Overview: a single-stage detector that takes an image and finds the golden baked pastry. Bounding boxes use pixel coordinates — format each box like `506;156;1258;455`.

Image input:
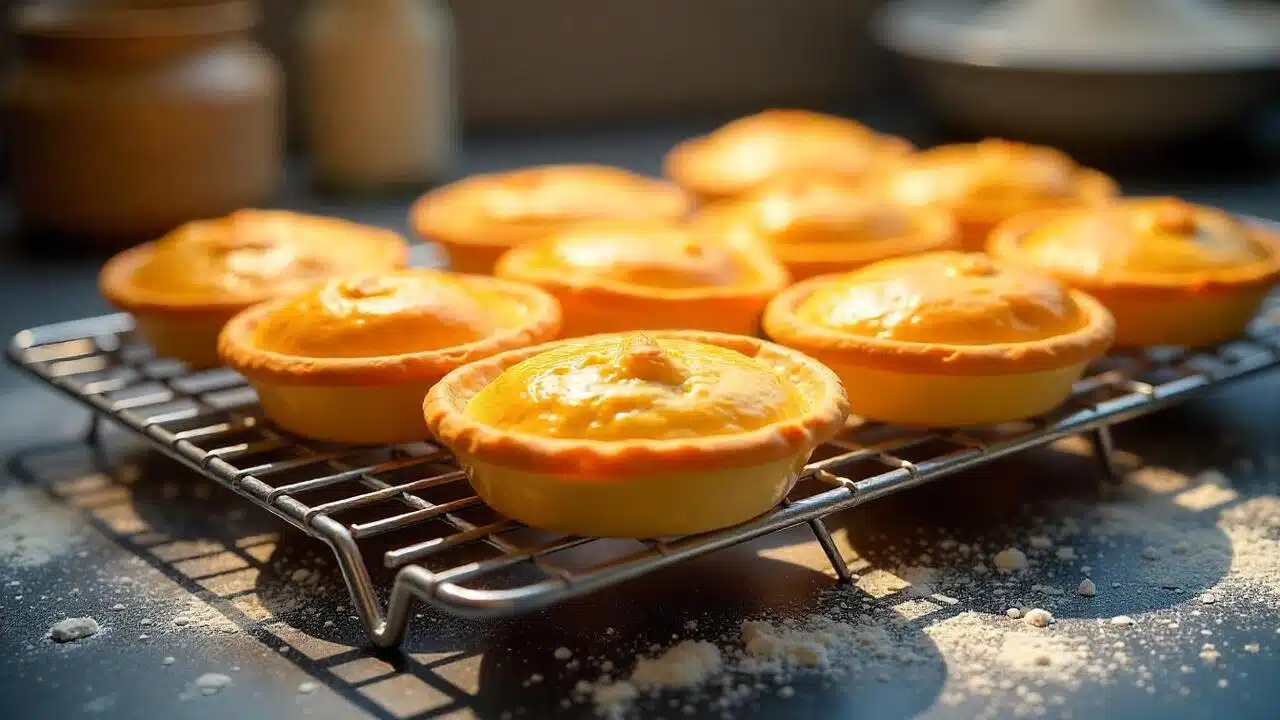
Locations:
692;173;959;280
989;197;1280;348
664;110;914;203
424;331;848;537
218;269;561;444
883;139;1118;251
99;210;408;368
764;251;1115;427
410;164;691;274
493;219;790;337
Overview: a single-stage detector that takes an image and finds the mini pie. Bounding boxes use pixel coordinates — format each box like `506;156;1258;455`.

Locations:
990;197;1280;348
692;173;959;281
218;268;561;444
99;209;408;368
424;331;848;537
410;164;691;274
664;109;914;203
493;219;790;337
764;251;1115;427
882;139;1118;251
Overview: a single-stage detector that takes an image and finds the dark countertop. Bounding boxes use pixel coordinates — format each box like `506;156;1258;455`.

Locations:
2;116;1280;720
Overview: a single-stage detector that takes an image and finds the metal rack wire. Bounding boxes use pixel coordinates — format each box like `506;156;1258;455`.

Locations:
9;300;1279;647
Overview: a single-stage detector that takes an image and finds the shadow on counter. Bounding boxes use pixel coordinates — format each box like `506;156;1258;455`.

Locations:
6;423;949;720
804;386;1265;624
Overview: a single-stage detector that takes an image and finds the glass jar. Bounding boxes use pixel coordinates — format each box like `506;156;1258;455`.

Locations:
4;1;283;246
299;0;458;191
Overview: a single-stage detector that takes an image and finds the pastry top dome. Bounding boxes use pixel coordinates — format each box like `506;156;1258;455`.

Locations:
665;110;913;200
412;164;691;247
701;174;938;247
794;251;1091;345
495;220;787;294
1018;197;1274;278
885;139;1116;217
465;333;806;442
106;210;407;309
249;270;538;358
217;268;563;384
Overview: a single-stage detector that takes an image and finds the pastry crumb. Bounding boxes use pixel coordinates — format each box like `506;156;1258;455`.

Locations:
195;673;233;696
994;548;1029;573
1023;609;1054;628
48;617;100;643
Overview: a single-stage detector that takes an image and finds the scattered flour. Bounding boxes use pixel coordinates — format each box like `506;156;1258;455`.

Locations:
0;487;84;568
195;673;233;696
589;613;928;717
1198;644;1221;665
589;641;721;718
573;461;1280;717
742;620;830;667
993;548;1029;572
631;641;722;687
999;633;1082;672
926;610;1104;710
592;681;639;717
166;598;238;635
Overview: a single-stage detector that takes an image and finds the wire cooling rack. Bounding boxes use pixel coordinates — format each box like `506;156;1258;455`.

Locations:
8;298;1279;647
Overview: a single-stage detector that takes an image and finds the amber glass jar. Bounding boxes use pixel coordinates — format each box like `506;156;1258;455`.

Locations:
4;1;282;246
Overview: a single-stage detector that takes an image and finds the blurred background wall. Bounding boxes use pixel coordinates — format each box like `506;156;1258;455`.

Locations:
0;0;891;136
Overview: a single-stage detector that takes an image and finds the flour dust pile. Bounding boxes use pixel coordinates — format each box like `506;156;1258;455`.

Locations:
528;463;1280;718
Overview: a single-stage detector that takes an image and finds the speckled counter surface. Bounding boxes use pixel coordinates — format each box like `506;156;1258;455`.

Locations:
2;117;1280;720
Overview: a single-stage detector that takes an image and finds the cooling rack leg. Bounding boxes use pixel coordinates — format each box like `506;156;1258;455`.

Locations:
83;413;103;448
808;518;852;581
310;515;403;648
373;565;435;649
1089;426;1122;486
